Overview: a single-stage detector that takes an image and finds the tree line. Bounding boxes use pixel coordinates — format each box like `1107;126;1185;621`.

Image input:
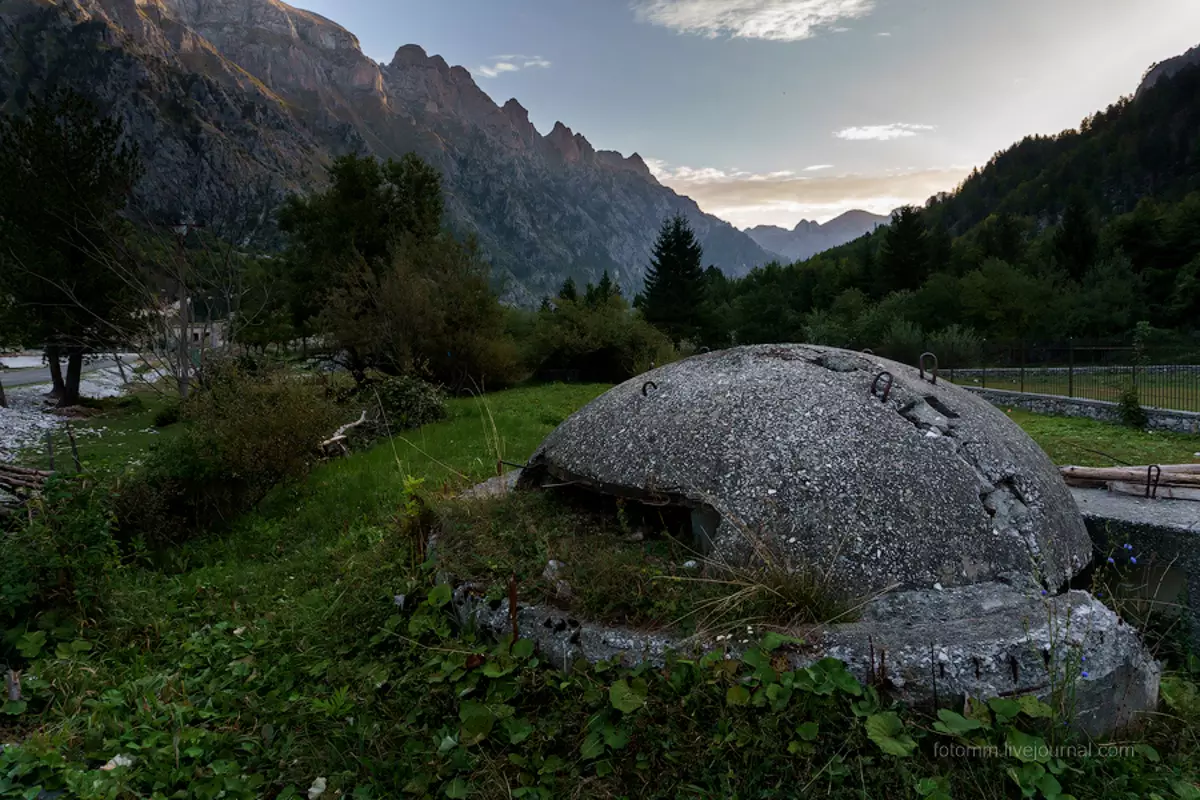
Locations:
5;75;1200;403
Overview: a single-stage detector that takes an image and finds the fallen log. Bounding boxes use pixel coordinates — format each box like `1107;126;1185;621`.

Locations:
320;410;368;457
0;475;43;491
0;464;53;478
1060;466;1200;488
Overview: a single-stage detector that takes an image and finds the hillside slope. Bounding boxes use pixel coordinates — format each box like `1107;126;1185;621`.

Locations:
0;0;774;301
923;48;1200;236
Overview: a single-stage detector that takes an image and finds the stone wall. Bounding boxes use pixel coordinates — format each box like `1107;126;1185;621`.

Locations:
967;387;1200;434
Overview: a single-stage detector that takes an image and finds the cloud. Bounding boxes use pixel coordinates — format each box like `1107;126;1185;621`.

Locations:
476;55;552;79
803;164;834;171
875;31;891;36
633;0;877;42
834;123;936;141
645;159;971;227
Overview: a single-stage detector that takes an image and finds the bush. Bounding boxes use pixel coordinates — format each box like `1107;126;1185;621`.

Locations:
1119;384;1149;428
927;324;983;368
530;296;674;384
1;478;117;627
878;318;926;365
114;361;344;545
152;402;181;428
354;373;447;437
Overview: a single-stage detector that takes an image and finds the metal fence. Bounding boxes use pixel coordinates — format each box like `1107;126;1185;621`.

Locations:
943;339;1200;413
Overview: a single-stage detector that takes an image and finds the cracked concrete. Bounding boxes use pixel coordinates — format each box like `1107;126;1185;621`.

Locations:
457;578;1159;737
523;345;1092;594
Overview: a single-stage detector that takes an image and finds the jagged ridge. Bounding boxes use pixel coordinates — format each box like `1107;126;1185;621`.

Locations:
0;0;774;302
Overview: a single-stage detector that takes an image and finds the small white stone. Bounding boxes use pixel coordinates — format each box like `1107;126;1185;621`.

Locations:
682;560;699;570
308;777;327;800
100;754;134;771
933;582;944;591
767;488;777;495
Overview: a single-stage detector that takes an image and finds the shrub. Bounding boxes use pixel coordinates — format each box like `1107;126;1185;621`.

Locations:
927;324;983;368
878;318;926;366
1119;384;1149;428
530;296;675;384
114;361;344;544
152;402;181;428
1;477;117;627
355;373;448;436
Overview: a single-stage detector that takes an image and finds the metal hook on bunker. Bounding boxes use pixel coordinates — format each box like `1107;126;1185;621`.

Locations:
1146;465;1162;500
642;381;658;397
870;371;894;403
919;352;939;385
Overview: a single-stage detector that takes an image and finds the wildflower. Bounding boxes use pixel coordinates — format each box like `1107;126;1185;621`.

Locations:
1041;590;1047;596
1130;556;1138;565
1123;543;1133;551
1107;557;1115;565
1081;671;1089;678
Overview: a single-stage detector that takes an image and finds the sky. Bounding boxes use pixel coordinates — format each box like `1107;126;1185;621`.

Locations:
294;0;1200;228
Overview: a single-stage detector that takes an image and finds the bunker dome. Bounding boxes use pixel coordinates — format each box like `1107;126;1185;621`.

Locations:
522;344;1093;595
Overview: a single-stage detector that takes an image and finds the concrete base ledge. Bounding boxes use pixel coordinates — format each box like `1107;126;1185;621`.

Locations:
967;387;1200;434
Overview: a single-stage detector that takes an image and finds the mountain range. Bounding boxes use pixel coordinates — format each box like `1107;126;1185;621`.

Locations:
744;210;891;263
0;0;781;302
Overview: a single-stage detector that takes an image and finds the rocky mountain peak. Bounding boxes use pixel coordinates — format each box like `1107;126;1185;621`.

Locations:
1137;42;1200;97
391;43;429;67
0;0;774;302
502;98;529;120
546;121;583;161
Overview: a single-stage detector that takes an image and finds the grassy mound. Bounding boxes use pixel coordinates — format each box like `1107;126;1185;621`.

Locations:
437;488;857;635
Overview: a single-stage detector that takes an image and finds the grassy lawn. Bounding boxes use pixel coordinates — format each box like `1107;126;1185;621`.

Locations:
4;382;1200;798
949;370;1200;413
16;391;183;475
1005;409;1200;467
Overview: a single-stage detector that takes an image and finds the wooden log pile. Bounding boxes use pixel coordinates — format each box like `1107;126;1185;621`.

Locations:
1060;464;1200;501
0;464;52;519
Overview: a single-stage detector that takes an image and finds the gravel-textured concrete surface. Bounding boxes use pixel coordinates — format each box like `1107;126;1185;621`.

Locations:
1074;487;1200;641
524;345;1092;594
459;579;1159;736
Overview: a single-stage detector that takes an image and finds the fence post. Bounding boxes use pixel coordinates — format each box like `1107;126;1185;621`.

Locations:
1068;338;1074;398
982;364;987;390
1020;339;1026;394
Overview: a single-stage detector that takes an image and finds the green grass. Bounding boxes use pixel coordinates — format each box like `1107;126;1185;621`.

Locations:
1005;409;1200;467
437;489;854;635
16;390;184;475
4;382;1200;799
949;371;1200;412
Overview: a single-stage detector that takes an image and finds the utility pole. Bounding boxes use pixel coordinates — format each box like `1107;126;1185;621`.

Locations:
173;219;194;399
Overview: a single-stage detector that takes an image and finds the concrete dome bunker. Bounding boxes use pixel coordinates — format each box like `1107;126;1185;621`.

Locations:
482;345;1161;735
520;344;1093;595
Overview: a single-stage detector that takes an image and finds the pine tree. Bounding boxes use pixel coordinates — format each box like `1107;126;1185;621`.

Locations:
557;277;578;303
642;214;706;344
876;206;930;295
1053;195;1098;281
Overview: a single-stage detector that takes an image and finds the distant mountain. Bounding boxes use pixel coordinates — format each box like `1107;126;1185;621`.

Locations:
1137;43;1200;97
0;0;774;303
744;210;890;262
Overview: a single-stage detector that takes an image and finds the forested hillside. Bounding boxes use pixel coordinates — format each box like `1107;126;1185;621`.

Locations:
686;56;1200;360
